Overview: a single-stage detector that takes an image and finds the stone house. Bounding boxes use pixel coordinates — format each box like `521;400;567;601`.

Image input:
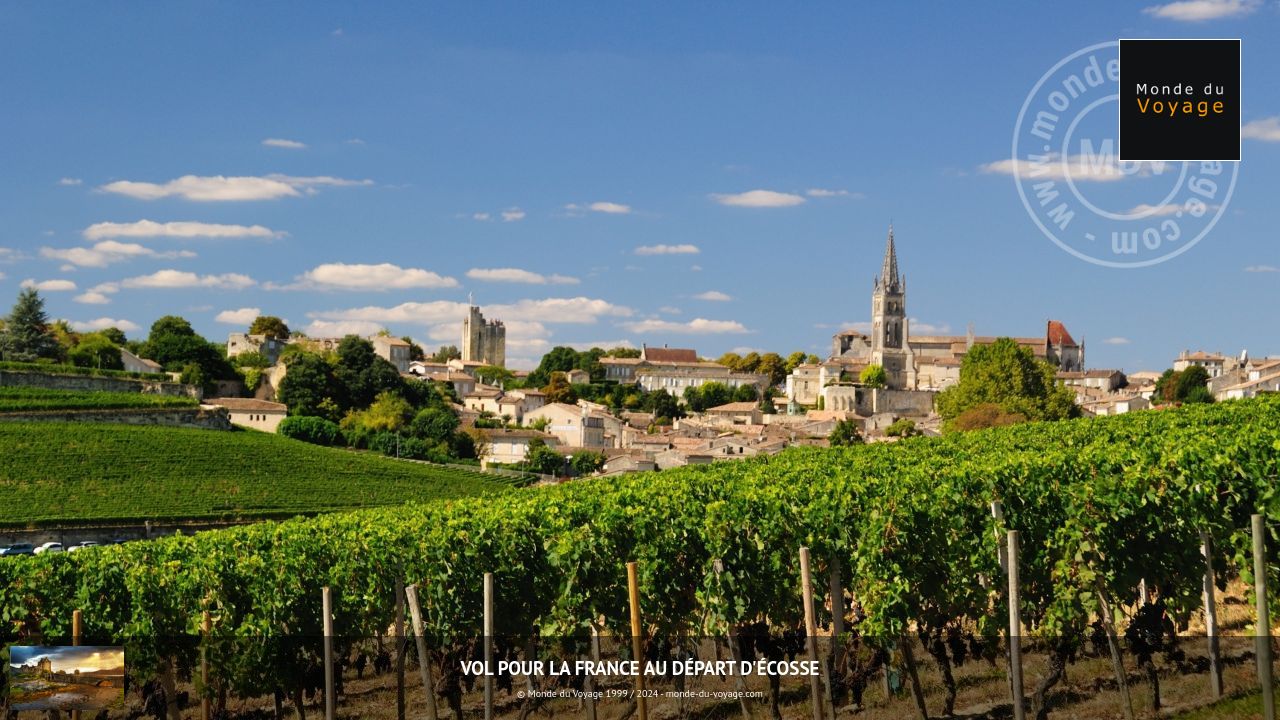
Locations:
208;397;288;432
372;336;412;373
478;428;558;466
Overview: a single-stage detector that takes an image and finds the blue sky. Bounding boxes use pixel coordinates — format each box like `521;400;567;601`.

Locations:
1;2;1276;370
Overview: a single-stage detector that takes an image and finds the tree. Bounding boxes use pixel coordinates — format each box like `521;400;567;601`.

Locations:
410;406;460;443
99;327;128;346
278;416;345;446
759;387;777;414
49;320;78;361
570;450;606;476
935;338;1079;431
335;335;404;408
785;351;808;374
278;352;344;420
0;289;60;362
646;390;685;422
1175;365;1213;403
355;391;415;432
475;365;515;387
885;418;920;438
757;352;787;386
401;336;425;362
527;346;579;387
732;384;758;402
828;418;864;446
68;332;124;370
248;315;290;339
230;350;270;369
142;315;237;389
428;345;461;363
860;364;887;389
949;403;1027;432
543;372;578;404
684;382;733;412
524;438;565;476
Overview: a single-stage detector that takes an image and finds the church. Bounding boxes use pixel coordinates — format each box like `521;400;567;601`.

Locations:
787;226;1084;406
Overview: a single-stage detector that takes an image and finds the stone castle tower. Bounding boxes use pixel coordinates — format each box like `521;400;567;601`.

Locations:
461;303;506;367
869;225;915;390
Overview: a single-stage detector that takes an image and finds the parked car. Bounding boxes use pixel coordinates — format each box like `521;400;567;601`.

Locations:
68;541;100;553
34;542;64;555
0;542;35;556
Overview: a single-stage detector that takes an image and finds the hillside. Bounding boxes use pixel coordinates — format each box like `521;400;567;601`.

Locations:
0;387;198;412
0;422;512;527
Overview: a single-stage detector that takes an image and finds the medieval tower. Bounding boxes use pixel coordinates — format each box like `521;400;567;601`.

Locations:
869;225;915;390
461;302;506;367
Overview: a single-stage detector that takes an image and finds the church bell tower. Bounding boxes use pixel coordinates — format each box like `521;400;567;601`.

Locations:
869;225;913;389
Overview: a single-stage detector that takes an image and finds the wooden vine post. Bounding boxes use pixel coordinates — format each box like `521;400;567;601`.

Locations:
713;559;754;720
484;572;495;720
72;609;82;720
1093;581;1136;720
798;547;824;720
1254;514;1275;720
826;557;842;718
323;586;335;720
404;584;439;720
201;609;212;720
627;561;649;720
1006;530;1025;720
1201;531;1222;699
395;579;407;720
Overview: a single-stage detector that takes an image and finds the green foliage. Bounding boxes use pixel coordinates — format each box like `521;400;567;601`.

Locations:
569;450;606;476
0;387;197;412
0;422;506;526
645;389;684;422
409;406;460;443
67;332;124;371
732;384;758;402
859;364;887;389
141;315;236;387
524;438;564;476
427;344;461;363
684;381;733;412
335;336;403;408
277;352;344;420
948;403;1026;431
475;364;514;386
247;315;290;339
827;418;863;446
1156;366;1214;405
0;360;165;380
0;288;60;362
5;397;1280;706
542;372;577;404
277;415;345;446
230;351;270;369
883;418;920;437
936;338;1078;431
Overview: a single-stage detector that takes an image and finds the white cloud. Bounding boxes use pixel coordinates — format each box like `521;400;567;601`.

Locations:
805;188;864;199
694;290;733;302
69;317;140;332
262;138;307;149
84;220;282;241
73;291;111;305
279;263;459;291
0;271;5;280
303;319;385;337
20;278;77;292
466;268;579;285
658;306;681;315
1245;265;1279;273
122;270;255;290
501;207;526;222
1242;117;1280;142
566;339;635;351
215;307;263;325
589;201;632;214
345;138;366;145
99;174;372;201
620;318;749;335
980;154;1171;183
472;212;492;221
59;177;82;186
41;241;197;268
711;189;806;208
635;244;700;256
0;247;24;263
310;297;632;327
1143;0;1259;21
841;318;951;335
1103;337;1132;345
1126;202;1221;217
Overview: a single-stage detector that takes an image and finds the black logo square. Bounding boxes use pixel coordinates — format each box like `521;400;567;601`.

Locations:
1119;39;1240;161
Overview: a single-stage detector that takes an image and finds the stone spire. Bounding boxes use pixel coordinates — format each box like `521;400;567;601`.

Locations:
877;224;901;292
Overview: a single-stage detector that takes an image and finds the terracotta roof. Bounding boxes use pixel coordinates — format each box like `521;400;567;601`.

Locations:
706;402;760;413
479;428;557;440
208;397;287;412
1180;351;1226;361
641;346;699;363
1046;320;1076;346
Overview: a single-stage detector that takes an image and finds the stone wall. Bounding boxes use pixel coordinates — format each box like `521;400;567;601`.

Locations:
0;369;200;398
0;518;263;548
869;388;936;416
0;405;231;430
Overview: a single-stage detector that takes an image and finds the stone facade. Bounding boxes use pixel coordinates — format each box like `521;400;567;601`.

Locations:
461;304;506;367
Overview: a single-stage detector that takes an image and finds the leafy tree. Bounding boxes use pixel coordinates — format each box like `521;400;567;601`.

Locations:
179;362;207;390
684;381;733;412
524;438;565;476
0;288;60;362
475;365;515;387
401;336;425;362
141;315;237;386
757;352;787;386
543;371;578;404
828;418;864;446
49;319;78;361
278;352;344;420
860;364;887;389
278;416;345;446
335;335;404;408
248;315;290;339
230;350;270;369
759;387;777;414
605;347;640;359
785;351;808;374
570;450;606;476
935;338;1079;431
1175;365;1213;403
68;332;124;370
885;418;920;437
528;346;580;387
717;352;742;370
806;353;821;364
410;406;460;443
428;345;461;363
732;384;758;402
99;327;128;346
646;389;685;422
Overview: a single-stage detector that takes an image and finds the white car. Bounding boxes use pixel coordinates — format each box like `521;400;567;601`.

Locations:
34;542;64;555
68;541;99;553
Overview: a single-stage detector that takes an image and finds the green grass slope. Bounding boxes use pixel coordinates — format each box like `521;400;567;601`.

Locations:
0;422;511;527
0;386;198;412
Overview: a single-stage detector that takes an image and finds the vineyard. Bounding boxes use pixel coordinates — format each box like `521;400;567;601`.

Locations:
3;397;1280;719
0;360;168;381
0;423;512;527
0;386;198;412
